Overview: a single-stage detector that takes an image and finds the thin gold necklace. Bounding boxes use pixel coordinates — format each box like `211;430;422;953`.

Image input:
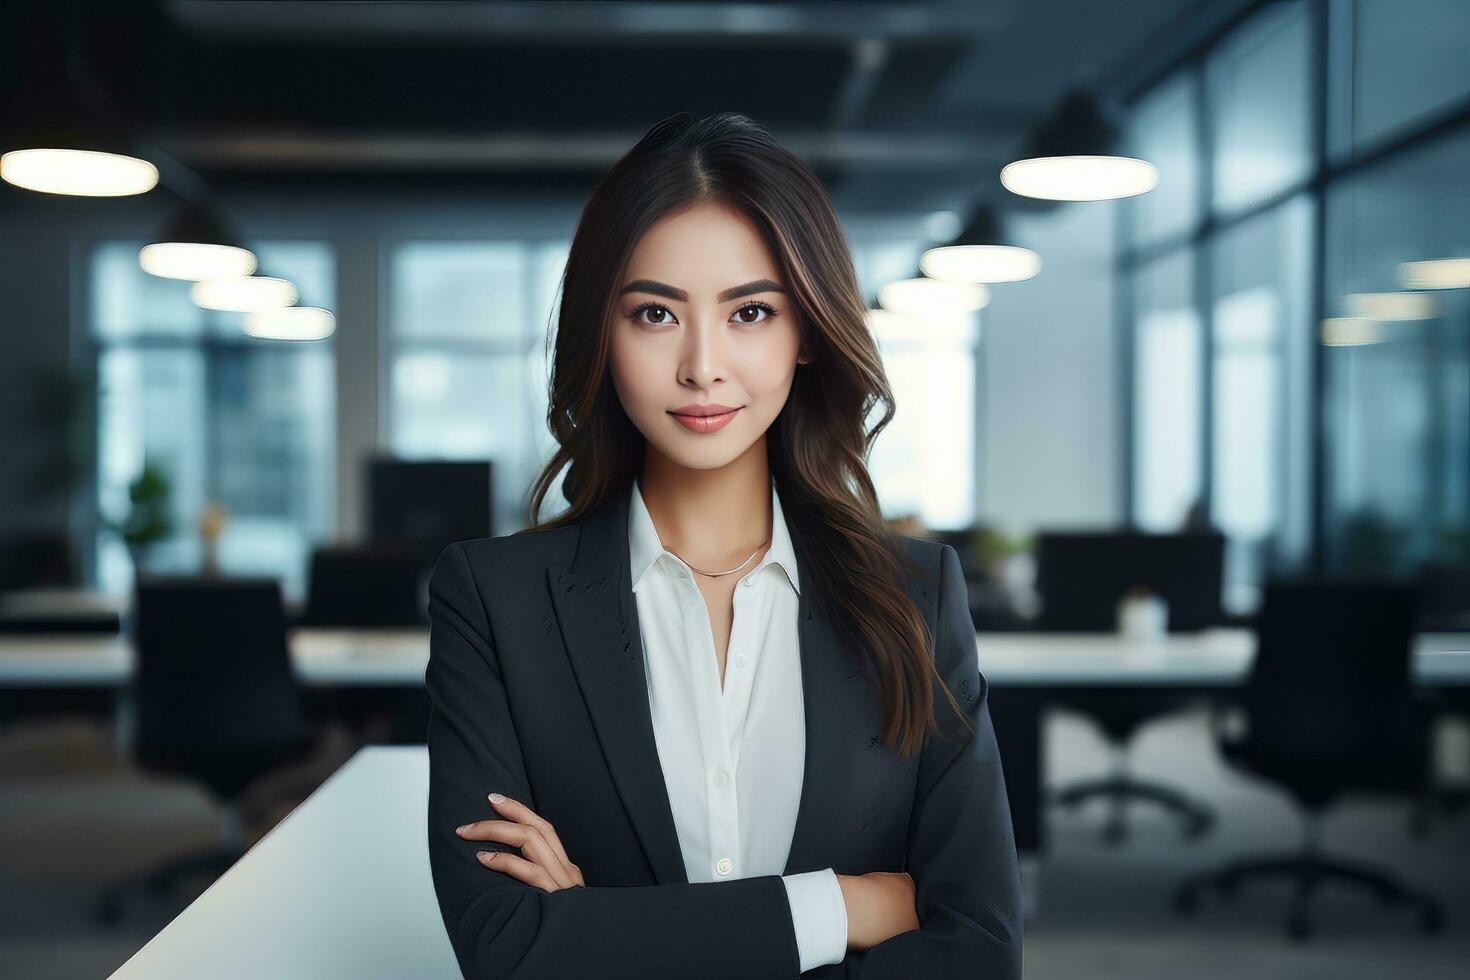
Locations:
669;537;770;578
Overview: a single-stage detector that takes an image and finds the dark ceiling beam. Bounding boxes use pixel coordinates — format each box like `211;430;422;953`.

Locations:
165;0;1003;47
152;126;1017;170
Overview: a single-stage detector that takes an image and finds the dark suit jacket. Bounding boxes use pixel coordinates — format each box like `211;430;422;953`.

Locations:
425;482;1022;978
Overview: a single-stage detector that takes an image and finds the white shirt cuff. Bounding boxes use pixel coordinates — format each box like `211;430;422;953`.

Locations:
780;867;848;972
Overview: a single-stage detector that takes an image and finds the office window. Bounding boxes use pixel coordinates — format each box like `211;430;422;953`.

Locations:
1323;129;1470;576
1209;196;1314;609
855;239;978;530
1131;249;1203;533
1348;0;1470;152
91;241;336;601
386;240;568;531
1206;0;1313;215
1126;71;1201;248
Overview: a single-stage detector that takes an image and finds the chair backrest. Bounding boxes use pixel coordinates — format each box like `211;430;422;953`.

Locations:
1242;577;1419;765
1034;530;1226;631
298;544;427;627
0;531;78;590
131;575;306;769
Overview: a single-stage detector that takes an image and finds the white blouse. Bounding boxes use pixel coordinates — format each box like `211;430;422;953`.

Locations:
628;476;848;973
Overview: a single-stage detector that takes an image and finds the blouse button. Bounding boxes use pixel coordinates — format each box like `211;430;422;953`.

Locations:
712;768;729;787
743;577;754;588
735;654;747;668
716;857;733;876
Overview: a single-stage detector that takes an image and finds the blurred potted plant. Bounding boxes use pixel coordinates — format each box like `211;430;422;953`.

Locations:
99;459;174;575
972;525;1031;581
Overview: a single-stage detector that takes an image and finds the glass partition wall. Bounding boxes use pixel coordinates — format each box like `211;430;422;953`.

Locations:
1121;0;1470;611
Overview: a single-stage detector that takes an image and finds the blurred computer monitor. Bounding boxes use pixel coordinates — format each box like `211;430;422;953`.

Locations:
1034;530;1226;632
366;458;494;564
299;544;427;627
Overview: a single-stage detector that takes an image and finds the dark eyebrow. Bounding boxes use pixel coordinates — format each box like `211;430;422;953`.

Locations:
618;278;788;303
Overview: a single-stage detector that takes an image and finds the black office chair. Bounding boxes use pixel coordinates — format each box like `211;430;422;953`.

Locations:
297;544;427;627
95;576;319;924
1039;531;1223;844
0;531;79;590
1172;578;1445;940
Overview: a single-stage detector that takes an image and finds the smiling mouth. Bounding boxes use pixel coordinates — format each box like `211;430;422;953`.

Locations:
668;407;741;432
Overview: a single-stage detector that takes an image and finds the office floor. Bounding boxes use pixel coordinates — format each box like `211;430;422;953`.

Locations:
1;708;1466;979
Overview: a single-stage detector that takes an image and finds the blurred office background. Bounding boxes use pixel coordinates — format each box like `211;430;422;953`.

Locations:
2;0;1469;977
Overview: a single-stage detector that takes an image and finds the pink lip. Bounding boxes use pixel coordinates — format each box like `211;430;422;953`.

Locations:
669;406;741;433
670;403;740;417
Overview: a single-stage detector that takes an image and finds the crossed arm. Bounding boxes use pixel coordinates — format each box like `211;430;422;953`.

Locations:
424;540;1022;978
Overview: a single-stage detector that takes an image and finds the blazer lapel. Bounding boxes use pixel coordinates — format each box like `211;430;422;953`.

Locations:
546;482;875;885
547;483;689;885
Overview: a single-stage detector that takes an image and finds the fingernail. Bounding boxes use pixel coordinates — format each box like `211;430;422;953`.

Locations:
478;850;496;862
455;825;468;834
489;793;506;805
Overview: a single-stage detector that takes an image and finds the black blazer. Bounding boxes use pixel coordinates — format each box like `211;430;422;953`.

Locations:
424;482;1022;979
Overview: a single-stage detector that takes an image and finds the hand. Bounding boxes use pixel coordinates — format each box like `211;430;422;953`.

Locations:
455;793;585;892
837;871;919;950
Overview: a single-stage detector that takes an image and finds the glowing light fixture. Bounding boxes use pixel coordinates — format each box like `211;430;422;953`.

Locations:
141;243;257;281
1343;292;1437;321
1321;318;1386;347
922;244;1040;284
1397;258;1470;290
191;276;298;313
2;5;158;198
244;307;335;341
879;277;989;317
140;200;257;280
999;89;1156;202
920;204;1040;284
1;147;158;197
1001;155;1158;201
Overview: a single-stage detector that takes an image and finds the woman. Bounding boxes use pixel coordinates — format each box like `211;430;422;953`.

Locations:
425;111;1021;979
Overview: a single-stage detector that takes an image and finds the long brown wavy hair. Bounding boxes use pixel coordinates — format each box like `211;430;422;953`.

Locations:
521;110;969;758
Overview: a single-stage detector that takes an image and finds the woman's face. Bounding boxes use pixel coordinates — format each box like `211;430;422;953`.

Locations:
609;200;810;472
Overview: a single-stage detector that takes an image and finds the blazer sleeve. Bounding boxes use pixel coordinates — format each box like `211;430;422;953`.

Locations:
806;542;1024;979
424;541;806;980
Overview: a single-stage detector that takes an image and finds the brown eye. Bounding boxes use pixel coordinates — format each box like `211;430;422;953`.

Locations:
734;302;777;325
631;302;675;326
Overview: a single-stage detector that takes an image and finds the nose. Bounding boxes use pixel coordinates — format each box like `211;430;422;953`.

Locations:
678;314;726;388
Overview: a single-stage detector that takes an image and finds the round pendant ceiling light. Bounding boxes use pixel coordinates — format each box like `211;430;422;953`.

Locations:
140;199;257;281
244;307;336;341
192;275;299;313
999;89;1157;203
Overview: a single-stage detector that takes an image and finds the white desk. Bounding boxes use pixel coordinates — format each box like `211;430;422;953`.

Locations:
4;626;1467;689
977;629;1470;687
109;746;459;980
0;628;432;688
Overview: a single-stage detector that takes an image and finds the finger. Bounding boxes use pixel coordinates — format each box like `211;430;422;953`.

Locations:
459;819;574;890
456;818;532;842
487;795;574;869
476;849;560;892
